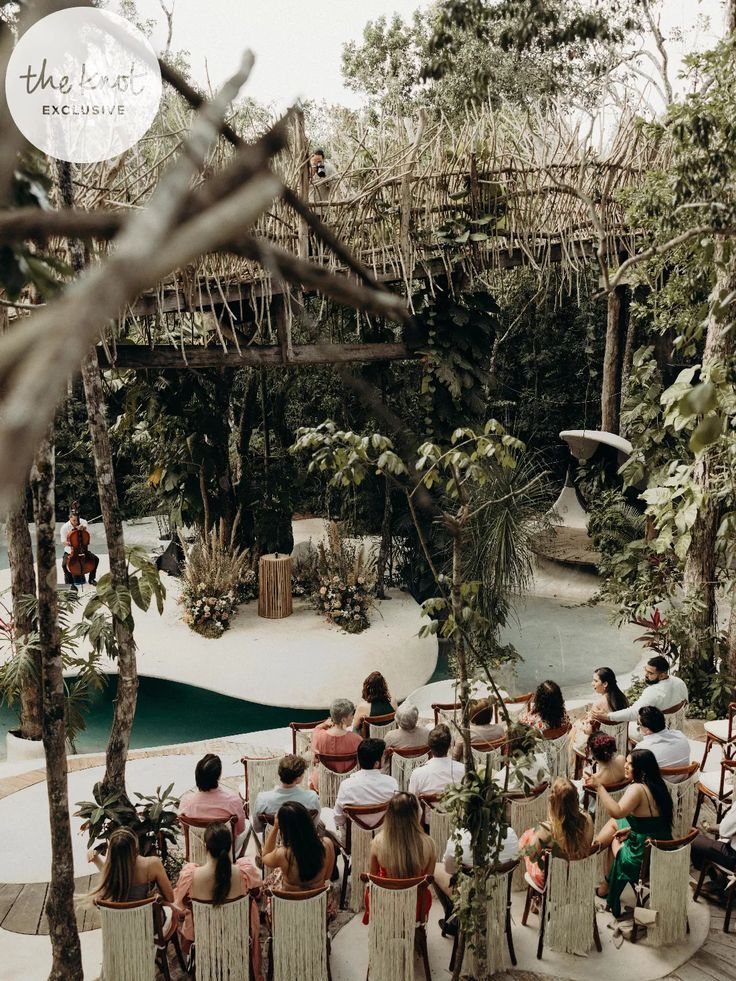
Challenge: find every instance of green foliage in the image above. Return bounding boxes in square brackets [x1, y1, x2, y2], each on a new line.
[75, 781, 180, 856]
[82, 546, 165, 640]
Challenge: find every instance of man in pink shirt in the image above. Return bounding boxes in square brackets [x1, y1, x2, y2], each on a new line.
[179, 754, 246, 846]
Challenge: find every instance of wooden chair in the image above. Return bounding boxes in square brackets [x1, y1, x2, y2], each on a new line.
[387, 745, 430, 791]
[418, 793, 455, 860]
[663, 699, 688, 732]
[521, 845, 602, 959]
[178, 812, 237, 864]
[432, 701, 460, 727]
[191, 892, 253, 981]
[96, 895, 186, 981]
[494, 691, 533, 724]
[470, 736, 506, 775]
[506, 782, 550, 890]
[315, 750, 359, 809]
[694, 757, 735, 825]
[341, 801, 390, 911]
[362, 711, 397, 740]
[362, 873, 433, 981]
[701, 701, 736, 769]
[290, 718, 328, 760]
[241, 755, 281, 853]
[268, 885, 332, 981]
[447, 859, 519, 975]
[540, 723, 572, 780]
[582, 778, 630, 874]
[660, 762, 700, 838]
[598, 719, 629, 758]
[631, 829, 698, 945]
[692, 831, 736, 934]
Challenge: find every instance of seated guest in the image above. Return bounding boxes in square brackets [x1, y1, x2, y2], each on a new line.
[519, 777, 594, 890]
[363, 792, 436, 924]
[573, 666, 630, 746]
[434, 817, 519, 909]
[692, 801, 736, 899]
[87, 826, 175, 904]
[409, 724, 465, 800]
[334, 738, 398, 830]
[591, 655, 688, 728]
[452, 698, 504, 760]
[310, 698, 363, 790]
[252, 754, 320, 834]
[582, 732, 627, 789]
[353, 671, 397, 733]
[518, 680, 571, 733]
[179, 753, 246, 847]
[261, 801, 336, 916]
[636, 705, 691, 779]
[594, 748, 673, 917]
[174, 822, 261, 974]
[384, 702, 430, 752]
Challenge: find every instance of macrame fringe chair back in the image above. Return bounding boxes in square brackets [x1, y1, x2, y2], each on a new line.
[318, 762, 358, 809]
[191, 895, 250, 981]
[599, 721, 628, 758]
[271, 890, 328, 980]
[667, 774, 698, 839]
[464, 871, 509, 977]
[295, 729, 314, 762]
[188, 824, 208, 865]
[349, 824, 374, 912]
[426, 803, 454, 859]
[369, 719, 398, 740]
[391, 752, 429, 792]
[508, 788, 549, 890]
[665, 705, 687, 732]
[471, 746, 502, 776]
[98, 903, 156, 981]
[544, 851, 599, 955]
[245, 757, 281, 817]
[648, 841, 692, 946]
[544, 731, 571, 779]
[593, 785, 628, 875]
[368, 881, 418, 981]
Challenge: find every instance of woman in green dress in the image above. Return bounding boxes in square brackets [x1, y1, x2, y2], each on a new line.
[592, 748, 673, 917]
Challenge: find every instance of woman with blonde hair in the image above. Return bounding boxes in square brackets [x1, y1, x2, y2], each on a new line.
[363, 792, 436, 923]
[87, 826, 175, 904]
[519, 777, 594, 890]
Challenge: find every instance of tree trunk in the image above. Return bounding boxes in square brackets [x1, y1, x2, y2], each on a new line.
[80, 350, 138, 799]
[619, 295, 637, 435]
[601, 285, 627, 434]
[30, 431, 83, 981]
[681, 249, 735, 673]
[6, 485, 41, 739]
[727, 588, 736, 683]
[375, 479, 392, 601]
[57, 159, 137, 799]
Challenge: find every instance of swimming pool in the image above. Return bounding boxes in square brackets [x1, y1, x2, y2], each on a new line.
[0, 674, 326, 758]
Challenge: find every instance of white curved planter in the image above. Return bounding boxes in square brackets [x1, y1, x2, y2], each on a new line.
[6, 729, 45, 762]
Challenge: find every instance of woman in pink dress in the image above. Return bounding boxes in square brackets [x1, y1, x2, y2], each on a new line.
[174, 822, 262, 979]
[310, 698, 363, 790]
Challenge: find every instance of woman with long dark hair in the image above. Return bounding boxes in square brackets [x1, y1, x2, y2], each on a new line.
[594, 748, 673, 917]
[87, 826, 175, 904]
[353, 671, 397, 732]
[174, 822, 262, 971]
[592, 666, 629, 714]
[519, 680, 570, 732]
[262, 801, 335, 892]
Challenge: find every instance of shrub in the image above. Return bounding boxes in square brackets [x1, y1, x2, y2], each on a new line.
[179, 524, 250, 637]
[313, 522, 376, 633]
[75, 782, 180, 858]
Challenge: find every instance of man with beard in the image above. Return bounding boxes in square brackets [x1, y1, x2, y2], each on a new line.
[591, 655, 688, 739]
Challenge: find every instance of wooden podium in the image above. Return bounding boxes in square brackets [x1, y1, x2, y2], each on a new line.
[258, 553, 293, 619]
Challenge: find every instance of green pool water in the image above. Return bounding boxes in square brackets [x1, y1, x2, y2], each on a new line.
[0, 675, 326, 758]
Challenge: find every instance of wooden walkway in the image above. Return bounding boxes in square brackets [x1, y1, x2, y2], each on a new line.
[0, 874, 100, 936]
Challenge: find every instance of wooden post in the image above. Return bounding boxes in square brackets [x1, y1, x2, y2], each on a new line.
[601, 283, 628, 434]
[258, 553, 293, 618]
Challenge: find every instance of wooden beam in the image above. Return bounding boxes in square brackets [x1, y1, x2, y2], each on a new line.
[97, 341, 419, 369]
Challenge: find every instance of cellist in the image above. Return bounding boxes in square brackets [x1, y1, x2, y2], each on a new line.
[60, 503, 99, 587]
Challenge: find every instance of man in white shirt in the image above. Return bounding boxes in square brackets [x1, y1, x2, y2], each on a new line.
[592, 656, 688, 726]
[636, 706, 691, 780]
[692, 802, 736, 898]
[333, 738, 397, 831]
[494, 750, 550, 794]
[408, 724, 465, 800]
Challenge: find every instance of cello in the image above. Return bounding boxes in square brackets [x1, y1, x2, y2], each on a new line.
[66, 506, 96, 582]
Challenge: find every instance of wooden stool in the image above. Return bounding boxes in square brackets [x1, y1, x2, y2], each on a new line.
[258, 553, 292, 618]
